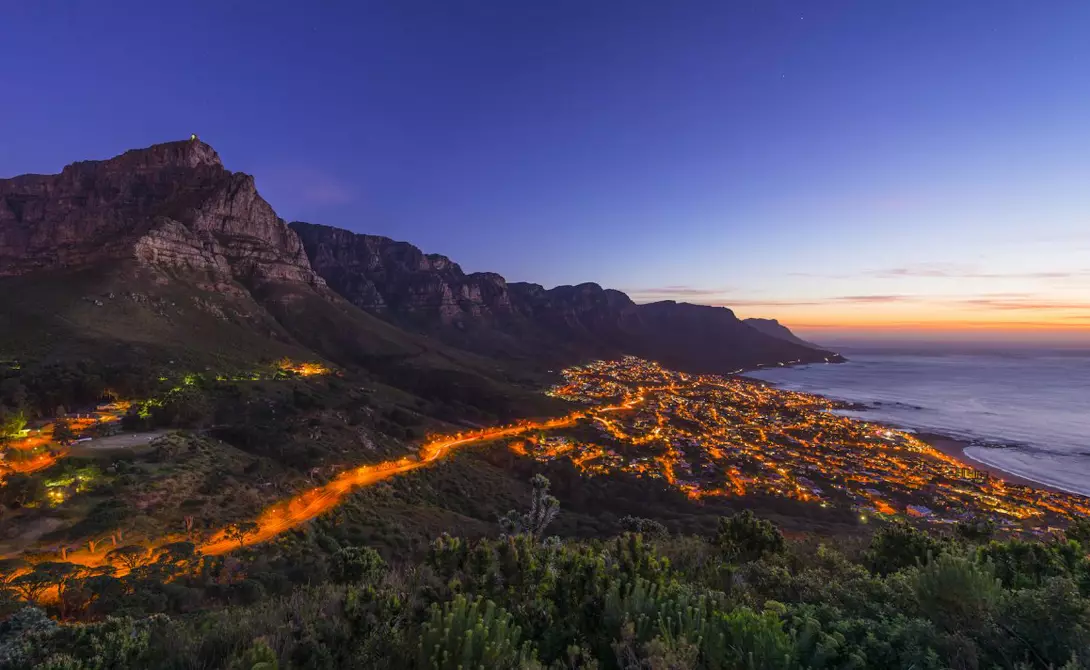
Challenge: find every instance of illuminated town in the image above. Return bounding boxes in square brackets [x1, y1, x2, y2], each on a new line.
[530, 357, 1090, 529]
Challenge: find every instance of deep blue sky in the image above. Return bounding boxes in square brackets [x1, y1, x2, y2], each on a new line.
[3, 1, 1088, 336]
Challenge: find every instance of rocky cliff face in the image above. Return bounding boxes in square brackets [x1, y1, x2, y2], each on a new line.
[0, 139, 321, 289]
[291, 221, 512, 324]
[289, 223, 838, 372]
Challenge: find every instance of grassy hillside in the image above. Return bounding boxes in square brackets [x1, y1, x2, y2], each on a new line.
[0, 265, 311, 368]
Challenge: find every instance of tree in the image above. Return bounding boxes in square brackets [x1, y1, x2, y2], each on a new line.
[0, 559, 27, 585]
[0, 409, 27, 441]
[105, 545, 150, 572]
[51, 419, 78, 446]
[865, 521, 947, 575]
[9, 570, 55, 604]
[499, 474, 559, 540]
[155, 541, 199, 569]
[29, 562, 88, 617]
[226, 521, 260, 550]
[0, 474, 45, 509]
[156, 385, 212, 427]
[715, 510, 784, 563]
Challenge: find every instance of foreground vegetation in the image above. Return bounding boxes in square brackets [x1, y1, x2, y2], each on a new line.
[3, 354, 1090, 669]
[2, 476, 1090, 670]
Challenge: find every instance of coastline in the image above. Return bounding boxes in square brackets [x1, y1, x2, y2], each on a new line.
[916, 432, 1070, 495]
[743, 367, 1088, 500]
[749, 359, 1090, 501]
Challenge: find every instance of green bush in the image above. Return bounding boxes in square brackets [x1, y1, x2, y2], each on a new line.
[864, 522, 948, 576]
[910, 553, 1001, 635]
[715, 511, 785, 564]
[416, 595, 538, 670]
[331, 546, 386, 584]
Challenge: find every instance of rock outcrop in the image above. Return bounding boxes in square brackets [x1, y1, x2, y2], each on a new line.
[0, 139, 322, 289]
[743, 317, 819, 349]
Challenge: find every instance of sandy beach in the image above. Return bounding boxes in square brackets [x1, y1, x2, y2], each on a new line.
[918, 432, 1070, 495]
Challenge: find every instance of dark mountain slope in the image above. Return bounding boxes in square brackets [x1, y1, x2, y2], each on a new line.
[291, 222, 841, 373]
[743, 317, 821, 349]
[0, 137, 835, 418]
[0, 140, 558, 418]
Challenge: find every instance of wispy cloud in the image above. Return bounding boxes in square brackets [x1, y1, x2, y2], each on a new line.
[831, 294, 914, 303]
[701, 295, 917, 308]
[791, 320, 1090, 330]
[258, 165, 357, 207]
[625, 285, 734, 300]
[959, 297, 1090, 311]
[792, 262, 1089, 281]
[300, 175, 354, 206]
[704, 299, 821, 307]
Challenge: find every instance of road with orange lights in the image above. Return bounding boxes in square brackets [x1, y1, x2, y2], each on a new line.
[11, 398, 631, 574]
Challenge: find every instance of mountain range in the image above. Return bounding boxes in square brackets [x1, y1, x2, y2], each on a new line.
[0, 138, 839, 390]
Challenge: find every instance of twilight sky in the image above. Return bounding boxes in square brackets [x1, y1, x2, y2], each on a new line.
[2, 1, 1088, 339]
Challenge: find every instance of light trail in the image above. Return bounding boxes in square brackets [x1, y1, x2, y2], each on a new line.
[9, 396, 635, 574]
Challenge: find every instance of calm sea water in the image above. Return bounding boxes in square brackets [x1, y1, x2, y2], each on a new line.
[745, 346, 1090, 497]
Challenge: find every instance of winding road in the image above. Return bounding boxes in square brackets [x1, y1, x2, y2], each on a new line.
[27, 389, 645, 572]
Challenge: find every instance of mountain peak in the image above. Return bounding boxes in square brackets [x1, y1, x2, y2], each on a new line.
[0, 138, 318, 286]
[64, 138, 224, 176]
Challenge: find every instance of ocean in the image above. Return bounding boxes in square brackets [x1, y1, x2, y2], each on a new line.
[745, 345, 1090, 497]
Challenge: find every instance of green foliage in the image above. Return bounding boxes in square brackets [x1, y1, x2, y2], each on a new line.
[978, 538, 1080, 589]
[604, 577, 794, 669]
[152, 383, 213, 427]
[863, 521, 947, 576]
[715, 511, 785, 563]
[0, 607, 57, 667]
[1001, 577, 1090, 668]
[0, 408, 27, 440]
[3, 523, 1089, 670]
[416, 595, 538, 670]
[10, 614, 167, 670]
[331, 546, 386, 584]
[909, 553, 1001, 634]
[549, 644, 600, 669]
[228, 638, 279, 670]
[1064, 516, 1090, 548]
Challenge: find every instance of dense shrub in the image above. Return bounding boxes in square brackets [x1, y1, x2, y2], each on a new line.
[3, 478, 1090, 669]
